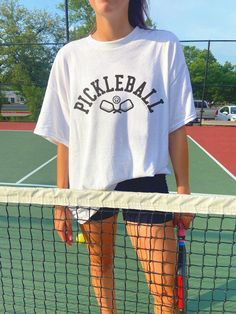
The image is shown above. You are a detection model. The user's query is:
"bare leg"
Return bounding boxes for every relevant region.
[126,220,177,314]
[80,215,117,314]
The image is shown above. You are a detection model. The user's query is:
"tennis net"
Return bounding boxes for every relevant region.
[0,186,236,313]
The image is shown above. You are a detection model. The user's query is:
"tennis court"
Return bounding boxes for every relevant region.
[0,123,235,192]
[0,123,235,313]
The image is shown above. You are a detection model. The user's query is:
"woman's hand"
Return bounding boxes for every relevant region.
[173,213,195,230]
[54,206,73,246]
[173,186,195,229]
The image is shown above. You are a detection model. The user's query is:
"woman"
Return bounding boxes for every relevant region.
[35,1,196,313]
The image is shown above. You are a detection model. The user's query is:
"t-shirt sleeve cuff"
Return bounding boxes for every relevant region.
[169,113,197,133]
[34,128,69,147]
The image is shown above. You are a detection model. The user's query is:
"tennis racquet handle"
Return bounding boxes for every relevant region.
[177,222,187,312]
[178,222,186,238]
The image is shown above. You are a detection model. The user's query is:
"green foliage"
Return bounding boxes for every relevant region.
[0,0,65,120]
[58,0,95,40]
[145,17,157,29]
[22,85,46,120]
[0,90,4,105]
[0,90,4,120]
[183,46,236,104]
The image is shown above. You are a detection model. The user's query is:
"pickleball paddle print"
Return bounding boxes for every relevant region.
[100,96,134,114]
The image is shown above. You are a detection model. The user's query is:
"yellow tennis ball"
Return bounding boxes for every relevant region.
[76,233,86,244]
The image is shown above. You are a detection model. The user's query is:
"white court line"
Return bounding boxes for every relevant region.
[0,182,56,188]
[188,135,236,181]
[16,156,57,184]
[0,130,33,132]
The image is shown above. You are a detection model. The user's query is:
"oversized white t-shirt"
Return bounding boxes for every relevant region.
[34,27,196,222]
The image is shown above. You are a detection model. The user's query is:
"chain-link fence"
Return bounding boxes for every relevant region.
[181,40,236,124]
[0,1,235,124]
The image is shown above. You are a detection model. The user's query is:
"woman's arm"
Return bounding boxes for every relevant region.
[169,126,194,229]
[54,143,73,246]
[57,143,69,189]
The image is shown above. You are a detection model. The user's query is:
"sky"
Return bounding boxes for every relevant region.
[18,0,236,64]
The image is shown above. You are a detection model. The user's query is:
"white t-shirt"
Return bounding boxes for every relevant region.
[34,27,196,221]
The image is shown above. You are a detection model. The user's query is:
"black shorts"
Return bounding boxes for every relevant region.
[89,174,173,224]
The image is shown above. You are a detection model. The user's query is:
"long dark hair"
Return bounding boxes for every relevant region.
[128,0,149,29]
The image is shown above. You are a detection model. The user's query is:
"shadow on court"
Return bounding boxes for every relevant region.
[188,279,236,313]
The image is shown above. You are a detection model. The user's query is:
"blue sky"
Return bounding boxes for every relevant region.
[151,0,236,64]
[19,0,236,64]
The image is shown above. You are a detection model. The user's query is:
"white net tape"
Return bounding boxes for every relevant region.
[0,186,236,215]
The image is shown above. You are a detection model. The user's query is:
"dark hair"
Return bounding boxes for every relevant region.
[128,0,149,29]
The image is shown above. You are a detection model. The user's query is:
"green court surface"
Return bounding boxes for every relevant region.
[0,130,235,313]
[0,130,235,193]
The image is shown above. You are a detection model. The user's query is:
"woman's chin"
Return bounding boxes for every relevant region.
[91,0,127,16]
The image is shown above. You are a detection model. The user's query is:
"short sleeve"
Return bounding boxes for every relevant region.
[168,40,196,133]
[34,51,70,146]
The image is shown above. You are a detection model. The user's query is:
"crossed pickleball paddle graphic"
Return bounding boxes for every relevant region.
[100,96,134,114]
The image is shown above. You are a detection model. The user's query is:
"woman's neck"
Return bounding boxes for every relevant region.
[92,16,134,42]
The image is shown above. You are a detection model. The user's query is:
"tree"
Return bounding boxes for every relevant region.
[0,0,65,119]
[183,46,236,104]
[0,89,4,120]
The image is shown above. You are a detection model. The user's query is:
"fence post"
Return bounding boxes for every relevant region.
[200,40,211,125]
[65,0,70,43]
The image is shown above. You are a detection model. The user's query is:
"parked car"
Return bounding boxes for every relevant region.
[193,100,216,121]
[215,105,236,121]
